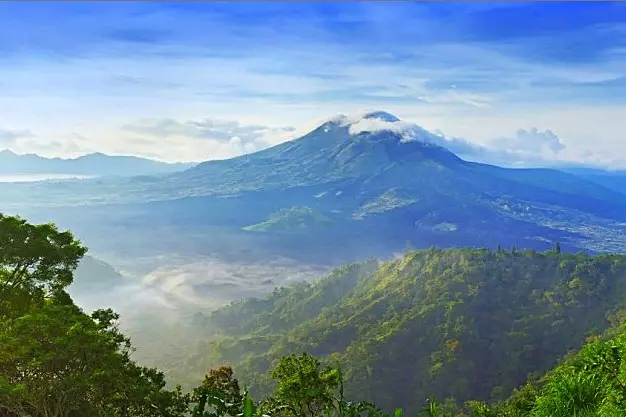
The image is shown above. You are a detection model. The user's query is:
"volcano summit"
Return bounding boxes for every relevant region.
[3,111,626,262]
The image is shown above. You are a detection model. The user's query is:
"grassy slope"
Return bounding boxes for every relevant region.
[242,206,332,233]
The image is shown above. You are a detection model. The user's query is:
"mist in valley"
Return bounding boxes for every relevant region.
[64,235,332,381]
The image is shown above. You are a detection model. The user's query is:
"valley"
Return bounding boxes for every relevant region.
[3,2,626,416]
[6,111,626,320]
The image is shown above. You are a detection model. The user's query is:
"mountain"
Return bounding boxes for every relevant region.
[0,149,194,177]
[184,247,626,414]
[561,167,626,195]
[70,255,127,295]
[242,206,333,233]
[3,111,626,262]
[173,111,469,192]
[68,255,130,313]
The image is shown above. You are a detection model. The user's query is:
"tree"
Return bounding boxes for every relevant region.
[269,353,340,417]
[0,214,86,294]
[192,366,243,417]
[203,366,242,404]
[0,294,189,417]
[0,214,189,416]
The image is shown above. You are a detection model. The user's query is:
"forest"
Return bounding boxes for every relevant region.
[1,213,626,416]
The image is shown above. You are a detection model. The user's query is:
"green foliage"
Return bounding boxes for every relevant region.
[4,213,626,417]
[0,214,188,417]
[0,213,86,296]
[209,261,378,337]
[469,325,626,417]
[198,247,626,413]
[191,366,244,417]
[243,206,332,234]
[529,331,626,416]
[353,189,418,220]
[267,352,340,417]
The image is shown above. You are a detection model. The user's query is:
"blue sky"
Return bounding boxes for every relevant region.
[0,2,625,166]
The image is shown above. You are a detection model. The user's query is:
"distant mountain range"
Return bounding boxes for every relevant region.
[0,149,194,177]
[559,166,626,195]
[3,110,626,262]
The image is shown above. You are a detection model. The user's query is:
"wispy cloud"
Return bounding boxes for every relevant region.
[122,118,294,143]
[119,117,296,159]
[0,128,35,144]
[0,129,86,158]
[0,2,624,166]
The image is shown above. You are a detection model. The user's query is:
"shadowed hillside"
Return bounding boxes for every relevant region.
[189,247,626,413]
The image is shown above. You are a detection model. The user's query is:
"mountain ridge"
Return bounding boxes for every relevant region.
[183,247,626,413]
[3,110,626,260]
[0,148,195,176]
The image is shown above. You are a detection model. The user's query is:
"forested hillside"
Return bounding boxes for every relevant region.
[194,247,626,413]
[2,213,626,416]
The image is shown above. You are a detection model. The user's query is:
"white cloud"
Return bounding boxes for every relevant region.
[0,128,36,145]
[123,117,294,144]
[430,126,612,169]
[116,117,296,161]
[0,132,91,158]
[329,111,443,145]
[329,112,569,165]
[0,115,298,162]
[493,128,565,155]
[0,128,88,157]
[0,107,622,173]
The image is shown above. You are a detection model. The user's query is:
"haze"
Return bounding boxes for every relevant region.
[3,1,626,401]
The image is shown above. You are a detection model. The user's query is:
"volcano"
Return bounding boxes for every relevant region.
[4,111,626,261]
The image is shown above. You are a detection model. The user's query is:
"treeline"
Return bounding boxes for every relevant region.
[1,213,626,416]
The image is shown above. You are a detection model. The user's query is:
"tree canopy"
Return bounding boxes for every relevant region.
[0,213,86,294]
[0,214,187,417]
